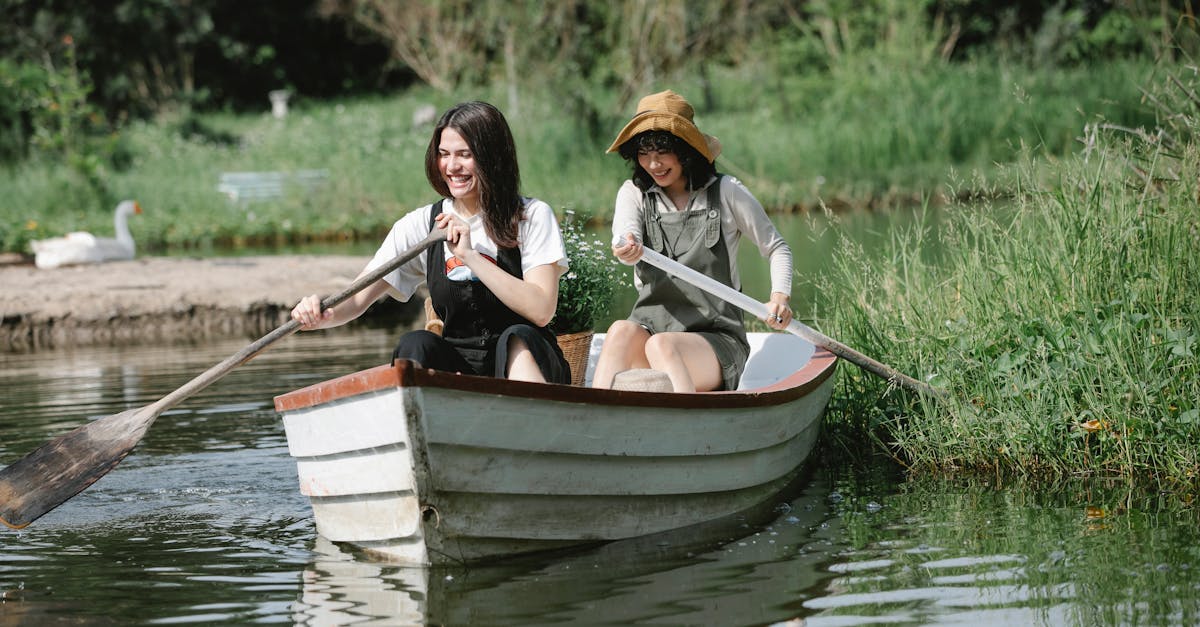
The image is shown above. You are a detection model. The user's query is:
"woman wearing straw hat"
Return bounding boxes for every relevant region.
[592,90,794,393]
[290,101,571,384]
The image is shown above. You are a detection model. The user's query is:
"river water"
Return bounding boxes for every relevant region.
[2,211,1199,625]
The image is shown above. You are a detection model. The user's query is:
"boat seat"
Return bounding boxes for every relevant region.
[737,333,815,391]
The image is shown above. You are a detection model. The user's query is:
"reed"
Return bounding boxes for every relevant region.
[823,134,1200,482]
[640,58,1153,212]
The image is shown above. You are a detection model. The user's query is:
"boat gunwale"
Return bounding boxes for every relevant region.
[274,348,836,413]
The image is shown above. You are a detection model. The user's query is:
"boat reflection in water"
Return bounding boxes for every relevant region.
[293,466,834,625]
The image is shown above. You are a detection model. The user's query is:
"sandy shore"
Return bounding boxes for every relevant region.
[0,255,422,352]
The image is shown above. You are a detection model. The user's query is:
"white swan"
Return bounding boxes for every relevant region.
[32,200,143,269]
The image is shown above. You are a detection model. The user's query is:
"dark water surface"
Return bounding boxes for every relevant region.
[2,326,1198,625]
[3,209,1199,625]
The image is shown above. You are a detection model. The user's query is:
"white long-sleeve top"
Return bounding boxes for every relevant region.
[611,175,793,296]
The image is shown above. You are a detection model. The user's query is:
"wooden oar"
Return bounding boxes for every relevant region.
[638,247,945,399]
[0,229,447,529]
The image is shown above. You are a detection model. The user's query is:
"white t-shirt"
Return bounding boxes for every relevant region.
[611,176,793,295]
[366,197,568,301]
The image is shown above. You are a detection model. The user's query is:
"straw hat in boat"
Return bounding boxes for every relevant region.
[610,368,673,393]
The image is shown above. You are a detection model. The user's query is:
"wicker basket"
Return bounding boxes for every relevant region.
[556,330,594,386]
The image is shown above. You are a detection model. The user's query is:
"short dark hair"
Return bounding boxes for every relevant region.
[424,101,521,248]
[618,130,716,192]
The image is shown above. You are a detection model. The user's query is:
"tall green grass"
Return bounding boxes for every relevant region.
[822,138,1200,483]
[1,56,1155,255]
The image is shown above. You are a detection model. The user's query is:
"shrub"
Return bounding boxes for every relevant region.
[552,210,625,334]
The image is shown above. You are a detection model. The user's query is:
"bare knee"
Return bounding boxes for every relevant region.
[506,335,530,353]
[606,320,645,342]
[505,335,544,382]
[593,320,650,388]
[602,321,650,356]
[644,334,682,364]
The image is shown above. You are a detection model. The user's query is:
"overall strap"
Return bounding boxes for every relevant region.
[641,175,725,256]
[424,200,445,285]
[641,191,664,252]
[703,174,724,248]
[426,200,443,230]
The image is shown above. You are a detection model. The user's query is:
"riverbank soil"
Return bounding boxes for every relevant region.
[0,255,421,352]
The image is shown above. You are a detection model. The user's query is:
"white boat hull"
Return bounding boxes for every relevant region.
[276,333,836,565]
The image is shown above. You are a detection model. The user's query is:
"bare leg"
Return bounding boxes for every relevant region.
[505,336,546,383]
[591,320,651,388]
[644,332,723,392]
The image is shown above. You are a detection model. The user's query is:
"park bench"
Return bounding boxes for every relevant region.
[217,169,329,203]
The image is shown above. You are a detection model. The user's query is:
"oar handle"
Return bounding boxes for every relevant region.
[638,247,944,398]
[150,229,448,414]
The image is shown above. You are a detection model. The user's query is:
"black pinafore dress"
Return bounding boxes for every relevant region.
[416,201,570,382]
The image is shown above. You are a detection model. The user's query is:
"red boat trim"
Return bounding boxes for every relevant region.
[274,350,837,413]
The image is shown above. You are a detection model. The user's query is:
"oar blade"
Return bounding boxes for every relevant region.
[0,407,156,529]
[1,230,449,531]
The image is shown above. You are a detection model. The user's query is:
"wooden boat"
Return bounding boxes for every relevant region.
[273,332,836,566]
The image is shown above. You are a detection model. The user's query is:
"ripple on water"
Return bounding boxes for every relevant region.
[3,325,1200,625]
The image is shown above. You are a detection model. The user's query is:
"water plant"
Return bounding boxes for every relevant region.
[823,65,1200,484]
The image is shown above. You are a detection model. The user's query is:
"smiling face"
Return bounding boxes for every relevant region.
[438,127,480,213]
[636,148,686,194]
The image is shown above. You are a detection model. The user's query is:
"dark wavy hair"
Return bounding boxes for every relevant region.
[424,101,522,248]
[617,130,716,192]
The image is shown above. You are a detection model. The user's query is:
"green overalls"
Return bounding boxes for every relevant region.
[629,175,750,390]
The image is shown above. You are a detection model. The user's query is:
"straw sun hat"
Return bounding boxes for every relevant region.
[606,90,722,163]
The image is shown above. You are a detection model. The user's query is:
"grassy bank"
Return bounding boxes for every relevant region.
[2,57,1154,255]
[821,99,1200,483]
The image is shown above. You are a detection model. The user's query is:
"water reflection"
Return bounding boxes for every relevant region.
[801,474,1200,626]
[293,470,837,625]
[1,325,1198,625]
[0,328,400,458]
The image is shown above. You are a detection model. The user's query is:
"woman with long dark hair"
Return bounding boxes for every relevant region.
[291,101,570,383]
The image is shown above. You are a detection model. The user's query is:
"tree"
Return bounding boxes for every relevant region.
[319,0,485,92]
